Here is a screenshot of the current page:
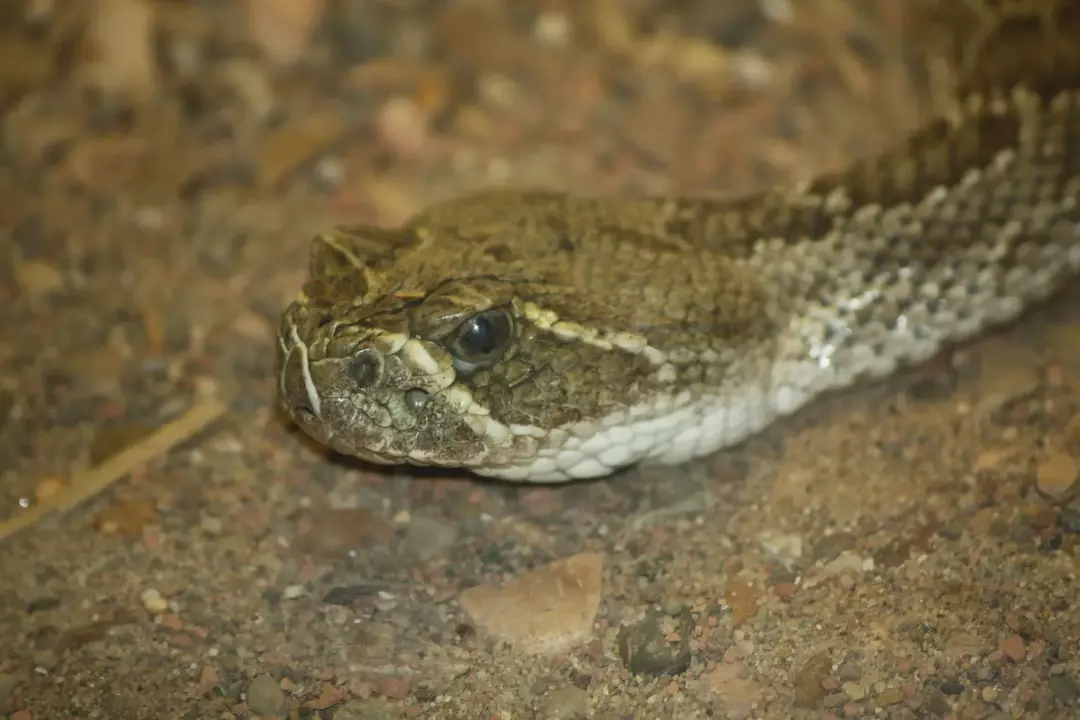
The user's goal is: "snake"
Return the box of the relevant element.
[277,0,1080,483]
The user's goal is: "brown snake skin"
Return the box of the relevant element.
[278,0,1080,482]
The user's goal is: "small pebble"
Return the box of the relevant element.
[772,582,797,599]
[793,653,832,708]
[537,687,589,719]
[824,551,865,577]
[140,588,168,614]
[813,532,856,562]
[999,634,1026,662]
[333,698,398,720]
[875,688,904,706]
[323,585,380,605]
[376,676,410,700]
[759,531,803,562]
[940,680,965,695]
[823,691,848,709]
[0,673,19,703]
[200,516,223,534]
[723,578,759,626]
[617,610,692,676]
[218,59,277,122]
[15,258,64,299]
[926,690,952,715]
[246,673,285,716]
[26,596,61,614]
[1059,505,1080,533]
[33,649,58,670]
[1049,674,1080,705]
[981,686,998,702]
[1036,452,1078,498]
[837,659,862,681]
[283,584,305,599]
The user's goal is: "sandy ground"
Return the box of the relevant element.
[2,1,1079,718]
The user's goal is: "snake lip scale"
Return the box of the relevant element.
[278,0,1080,483]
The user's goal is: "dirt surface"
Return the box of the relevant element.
[2,1,1080,718]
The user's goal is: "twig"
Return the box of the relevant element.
[0,398,228,543]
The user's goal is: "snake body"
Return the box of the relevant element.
[278,0,1080,482]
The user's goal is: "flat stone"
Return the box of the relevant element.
[459,552,603,656]
[701,661,762,716]
[1049,674,1080,705]
[537,686,589,719]
[617,608,692,677]
[876,687,904,706]
[999,634,1026,662]
[793,653,832,708]
[334,698,399,720]
[245,673,284,716]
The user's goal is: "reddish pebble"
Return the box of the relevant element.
[158,613,183,630]
[773,582,797,599]
[198,666,220,695]
[1000,634,1026,662]
[170,633,193,648]
[311,683,346,710]
[378,676,412,699]
[724,578,760,627]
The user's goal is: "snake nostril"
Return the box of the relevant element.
[347,348,384,388]
[404,388,430,412]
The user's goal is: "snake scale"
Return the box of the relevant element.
[278,0,1080,482]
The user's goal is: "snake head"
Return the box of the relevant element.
[278,267,528,470]
[276,214,686,482]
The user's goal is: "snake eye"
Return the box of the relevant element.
[448,308,513,372]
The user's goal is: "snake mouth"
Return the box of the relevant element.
[338,445,399,466]
[277,310,519,468]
